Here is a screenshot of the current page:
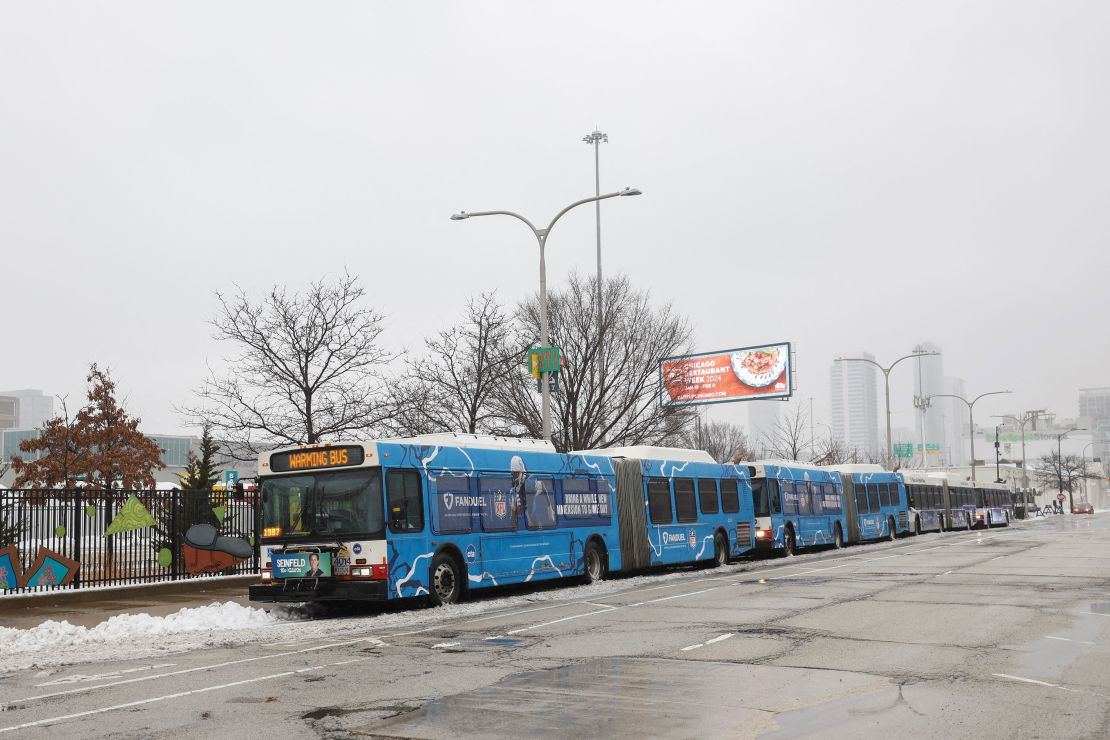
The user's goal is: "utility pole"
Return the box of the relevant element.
[583,130,608,377]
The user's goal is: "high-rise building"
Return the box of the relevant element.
[911,342,945,464]
[830,352,880,458]
[0,389,53,430]
[0,396,17,431]
[1079,387,1110,467]
[941,376,967,466]
[748,400,782,457]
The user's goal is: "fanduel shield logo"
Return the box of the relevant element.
[494,492,508,519]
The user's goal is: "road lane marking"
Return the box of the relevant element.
[506,604,619,635]
[4,638,377,708]
[35,663,176,687]
[0,658,369,734]
[992,673,1064,689]
[1045,636,1095,646]
[681,632,735,652]
[431,642,460,649]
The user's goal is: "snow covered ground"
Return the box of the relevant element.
[0,522,1045,673]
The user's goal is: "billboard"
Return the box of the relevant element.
[660,342,792,407]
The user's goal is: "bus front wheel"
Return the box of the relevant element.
[429,553,462,606]
[783,527,797,556]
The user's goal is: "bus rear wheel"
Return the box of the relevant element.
[429,553,462,606]
[887,518,896,542]
[583,540,608,583]
[833,523,844,549]
[713,533,729,567]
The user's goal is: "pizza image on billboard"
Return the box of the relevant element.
[660,342,792,406]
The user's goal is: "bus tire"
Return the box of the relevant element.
[833,523,844,549]
[713,532,729,567]
[583,539,608,583]
[887,518,896,542]
[428,552,462,606]
[783,526,797,556]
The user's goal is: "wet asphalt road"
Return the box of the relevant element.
[2,514,1109,739]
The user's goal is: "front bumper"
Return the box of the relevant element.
[249,578,388,603]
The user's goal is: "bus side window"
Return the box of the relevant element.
[867,484,880,513]
[879,483,891,508]
[750,479,768,516]
[855,484,868,514]
[674,479,697,523]
[698,478,719,515]
[387,470,424,533]
[824,483,841,514]
[524,478,557,530]
[647,478,673,524]
[782,481,797,515]
[720,479,740,514]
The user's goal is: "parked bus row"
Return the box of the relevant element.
[249,434,1014,607]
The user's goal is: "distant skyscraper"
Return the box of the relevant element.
[941,376,967,466]
[912,342,945,463]
[830,352,880,457]
[0,389,53,430]
[1079,387,1110,466]
[748,400,781,457]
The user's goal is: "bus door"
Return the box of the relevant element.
[385,468,432,588]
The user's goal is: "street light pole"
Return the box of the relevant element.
[451,186,642,442]
[931,390,1012,483]
[1056,427,1085,512]
[582,130,608,375]
[835,350,938,464]
[993,410,1047,489]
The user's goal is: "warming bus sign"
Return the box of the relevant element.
[660,342,793,407]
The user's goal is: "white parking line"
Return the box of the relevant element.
[1045,636,1095,646]
[0,658,369,734]
[992,673,1064,689]
[431,642,460,649]
[4,638,378,708]
[681,632,734,652]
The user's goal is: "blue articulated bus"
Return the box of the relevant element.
[900,470,946,535]
[250,435,755,606]
[972,480,1014,529]
[825,465,910,542]
[585,446,755,568]
[748,462,846,555]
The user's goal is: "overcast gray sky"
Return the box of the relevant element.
[2,1,1108,438]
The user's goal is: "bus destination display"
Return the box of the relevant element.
[270,445,365,472]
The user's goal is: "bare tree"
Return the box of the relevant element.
[664,417,756,463]
[183,273,395,459]
[389,292,523,436]
[810,435,862,466]
[492,273,692,452]
[758,404,811,461]
[1033,451,1097,511]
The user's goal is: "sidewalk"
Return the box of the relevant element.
[0,579,256,630]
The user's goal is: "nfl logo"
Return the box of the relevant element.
[494,492,507,519]
[688,530,696,548]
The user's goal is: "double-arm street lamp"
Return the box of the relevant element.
[835,350,938,463]
[932,390,1012,482]
[451,187,642,441]
[991,410,1048,489]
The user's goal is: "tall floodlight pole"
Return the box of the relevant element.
[582,130,608,374]
[835,350,938,464]
[1056,427,1085,512]
[932,390,1012,483]
[451,186,642,441]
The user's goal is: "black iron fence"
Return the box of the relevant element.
[0,488,259,595]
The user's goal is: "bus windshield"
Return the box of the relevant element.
[261,467,385,540]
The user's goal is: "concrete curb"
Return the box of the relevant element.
[0,575,257,612]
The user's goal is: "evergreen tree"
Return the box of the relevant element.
[178,426,222,491]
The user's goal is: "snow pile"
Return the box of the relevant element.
[0,601,293,656]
